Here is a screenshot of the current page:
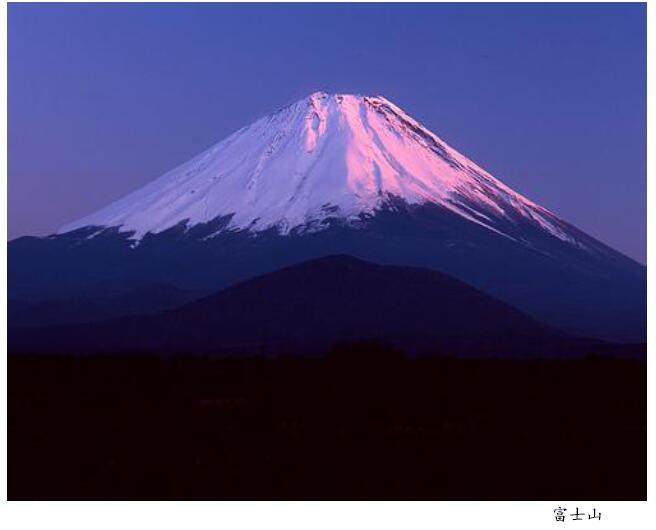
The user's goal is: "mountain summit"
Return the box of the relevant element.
[60,92,575,246]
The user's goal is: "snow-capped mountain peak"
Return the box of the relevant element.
[59,92,573,244]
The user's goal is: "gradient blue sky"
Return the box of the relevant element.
[8,3,646,263]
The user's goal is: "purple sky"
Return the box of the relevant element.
[8,3,646,263]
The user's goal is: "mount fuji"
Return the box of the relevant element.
[9,92,645,343]
[61,92,577,244]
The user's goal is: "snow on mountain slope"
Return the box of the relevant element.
[59,92,577,244]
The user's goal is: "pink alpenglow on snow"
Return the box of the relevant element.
[59,92,578,245]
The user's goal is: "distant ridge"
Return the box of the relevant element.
[10,255,572,356]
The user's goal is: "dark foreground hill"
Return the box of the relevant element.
[9,255,578,357]
[8,352,646,499]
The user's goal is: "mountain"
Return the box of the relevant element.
[9,92,645,341]
[59,92,579,242]
[10,255,576,356]
[9,283,198,327]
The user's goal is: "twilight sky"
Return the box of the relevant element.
[8,3,646,263]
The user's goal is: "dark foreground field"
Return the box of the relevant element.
[9,348,646,500]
